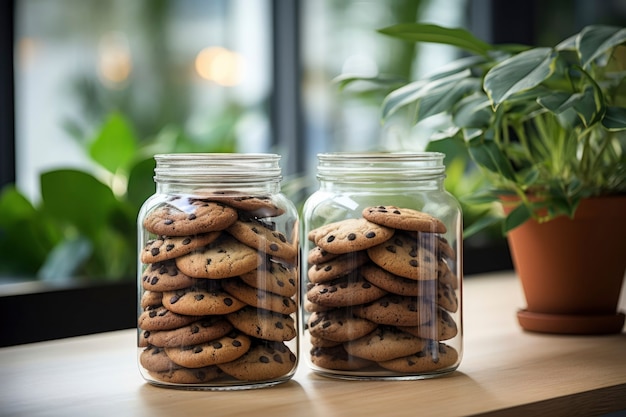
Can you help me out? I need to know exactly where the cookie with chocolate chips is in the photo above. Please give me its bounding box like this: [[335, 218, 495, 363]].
[[309, 345, 374, 371], [239, 261, 297, 298], [367, 232, 439, 280], [306, 271, 387, 308], [141, 317, 234, 348], [194, 191, 285, 218], [222, 278, 296, 315], [226, 220, 297, 263], [226, 305, 296, 342], [377, 341, 459, 373], [140, 232, 221, 264], [307, 251, 369, 284], [218, 341, 296, 381], [162, 282, 246, 316], [398, 308, 458, 341], [139, 345, 179, 372], [148, 366, 225, 384], [343, 326, 426, 362], [175, 234, 263, 279], [362, 205, 447, 233], [138, 306, 199, 331], [307, 309, 377, 343], [352, 294, 434, 327], [143, 200, 238, 236], [312, 218, 395, 254], [141, 260, 195, 292], [140, 290, 163, 309], [165, 331, 252, 368]]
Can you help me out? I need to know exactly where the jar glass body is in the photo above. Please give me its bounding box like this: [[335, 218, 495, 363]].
[[301, 152, 462, 380], [137, 153, 299, 390]]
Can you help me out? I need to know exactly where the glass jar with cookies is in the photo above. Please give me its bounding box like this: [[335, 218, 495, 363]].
[[302, 152, 462, 380], [137, 153, 299, 390]]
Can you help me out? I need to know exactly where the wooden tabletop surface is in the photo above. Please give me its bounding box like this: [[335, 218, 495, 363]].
[[1, 271, 625, 417]]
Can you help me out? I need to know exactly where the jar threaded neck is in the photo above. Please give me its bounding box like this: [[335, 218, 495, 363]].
[[153, 153, 282, 184]]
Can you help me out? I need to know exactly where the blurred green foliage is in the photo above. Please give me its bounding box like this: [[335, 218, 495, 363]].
[[0, 110, 238, 282]]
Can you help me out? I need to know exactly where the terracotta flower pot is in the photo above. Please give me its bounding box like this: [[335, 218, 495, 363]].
[[502, 196, 626, 334]]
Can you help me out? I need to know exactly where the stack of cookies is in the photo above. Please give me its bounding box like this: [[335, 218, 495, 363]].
[[304, 205, 460, 375], [137, 192, 298, 385]]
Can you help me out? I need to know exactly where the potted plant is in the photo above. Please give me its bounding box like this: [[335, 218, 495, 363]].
[[372, 23, 626, 334]]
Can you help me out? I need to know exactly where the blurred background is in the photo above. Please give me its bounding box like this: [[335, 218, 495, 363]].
[[1, 0, 625, 343]]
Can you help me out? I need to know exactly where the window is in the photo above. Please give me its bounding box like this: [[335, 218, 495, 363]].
[[2, 0, 625, 345]]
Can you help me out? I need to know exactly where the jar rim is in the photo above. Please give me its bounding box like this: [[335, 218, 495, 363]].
[[317, 151, 444, 161], [153, 153, 282, 184], [316, 151, 446, 182]]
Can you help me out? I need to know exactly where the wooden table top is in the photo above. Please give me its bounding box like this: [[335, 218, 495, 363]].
[[1, 271, 625, 417]]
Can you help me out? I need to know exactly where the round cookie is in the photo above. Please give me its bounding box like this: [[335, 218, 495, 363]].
[[310, 336, 341, 348], [307, 251, 369, 284], [140, 232, 221, 264], [226, 220, 297, 263], [438, 236, 456, 259], [304, 298, 331, 313], [307, 246, 339, 265], [352, 294, 434, 327], [140, 290, 163, 309], [175, 234, 263, 279], [360, 264, 420, 296], [343, 326, 426, 362], [398, 309, 458, 341], [218, 341, 297, 381], [362, 205, 447, 233], [313, 218, 395, 254], [141, 317, 234, 348], [438, 260, 459, 289], [194, 191, 285, 218], [140, 345, 178, 372], [138, 306, 199, 331], [377, 342, 459, 373], [222, 278, 297, 315], [162, 282, 246, 316], [307, 309, 377, 343], [310, 345, 374, 371], [143, 200, 238, 236], [149, 366, 224, 384], [367, 232, 439, 280], [239, 261, 297, 297], [141, 260, 195, 292], [165, 331, 251, 368], [306, 272, 387, 308], [226, 305, 296, 342], [437, 283, 458, 313]]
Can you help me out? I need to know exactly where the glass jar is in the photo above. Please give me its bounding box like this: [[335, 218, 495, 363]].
[[137, 153, 299, 390], [301, 152, 462, 380]]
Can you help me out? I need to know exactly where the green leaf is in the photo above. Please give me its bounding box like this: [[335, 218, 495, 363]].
[[468, 138, 518, 182], [484, 48, 556, 107], [37, 236, 92, 282], [463, 215, 502, 238], [423, 55, 489, 80], [381, 80, 428, 120], [127, 157, 157, 211], [577, 25, 626, 69], [332, 73, 406, 91], [89, 112, 138, 174], [0, 186, 58, 275], [415, 77, 482, 122], [382, 70, 470, 120], [461, 189, 500, 205], [537, 92, 575, 113], [602, 106, 626, 131], [40, 169, 119, 236], [503, 203, 532, 232], [378, 23, 493, 57], [452, 93, 493, 128]]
